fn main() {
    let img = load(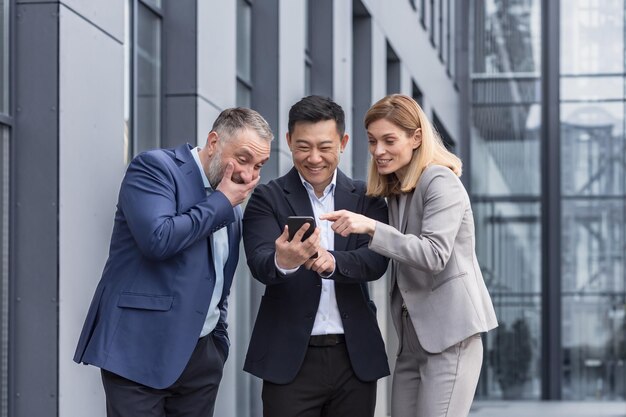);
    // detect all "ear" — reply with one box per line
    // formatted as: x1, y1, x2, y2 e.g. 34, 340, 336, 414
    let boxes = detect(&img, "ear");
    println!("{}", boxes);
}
286, 132, 293, 150
206, 131, 219, 155
340, 134, 349, 153
412, 128, 422, 149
